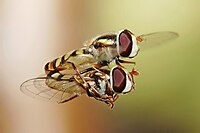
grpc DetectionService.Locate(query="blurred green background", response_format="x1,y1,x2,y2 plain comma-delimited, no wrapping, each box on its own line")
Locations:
1,0,200,133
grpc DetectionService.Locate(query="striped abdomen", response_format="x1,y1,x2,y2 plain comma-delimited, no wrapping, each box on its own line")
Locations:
44,48,94,80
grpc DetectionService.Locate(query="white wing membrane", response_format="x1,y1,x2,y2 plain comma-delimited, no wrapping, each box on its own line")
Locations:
20,76,86,103
137,31,179,49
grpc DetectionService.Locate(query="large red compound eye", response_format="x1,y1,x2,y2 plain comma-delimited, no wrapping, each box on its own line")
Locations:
119,30,133,57
111,67,126,93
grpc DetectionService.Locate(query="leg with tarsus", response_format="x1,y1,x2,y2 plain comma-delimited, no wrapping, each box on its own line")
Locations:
66,61,90,89
86,87,115,109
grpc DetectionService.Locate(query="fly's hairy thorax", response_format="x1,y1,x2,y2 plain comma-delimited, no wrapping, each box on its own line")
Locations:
88,75,109,96
84,34,118,64
88,46,118,63
82,69,111,96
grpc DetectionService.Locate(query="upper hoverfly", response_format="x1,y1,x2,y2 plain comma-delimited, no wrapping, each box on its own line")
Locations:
20,29,178,108
43,29,178,80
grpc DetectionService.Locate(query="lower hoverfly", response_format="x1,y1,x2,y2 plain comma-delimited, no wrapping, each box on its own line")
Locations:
20,29,178,108
21,63,138,108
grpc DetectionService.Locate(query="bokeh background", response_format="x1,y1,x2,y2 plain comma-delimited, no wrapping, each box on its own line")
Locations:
1,0,200,133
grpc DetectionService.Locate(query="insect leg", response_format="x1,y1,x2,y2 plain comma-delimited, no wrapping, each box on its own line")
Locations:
87,86,116,108
117,58,136,65
115,58,139,76
46,61,91,93
92,67,109,77
113,94,119,102
65,61,90,89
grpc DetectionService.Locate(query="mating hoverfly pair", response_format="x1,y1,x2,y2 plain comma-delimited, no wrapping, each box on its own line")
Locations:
20,29,178,108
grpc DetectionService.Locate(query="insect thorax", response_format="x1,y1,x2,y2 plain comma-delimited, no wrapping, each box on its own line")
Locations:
87,45,118,64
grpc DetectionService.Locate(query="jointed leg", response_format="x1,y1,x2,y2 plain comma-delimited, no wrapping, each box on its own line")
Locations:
117,58,136,65
66,61,91,89
86,87,116,109
115,58,136,69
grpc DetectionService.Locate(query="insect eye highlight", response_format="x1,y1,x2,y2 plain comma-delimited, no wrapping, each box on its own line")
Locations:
110,66,134,94
110,67,126,93
118,30,133,57
116,29,139,58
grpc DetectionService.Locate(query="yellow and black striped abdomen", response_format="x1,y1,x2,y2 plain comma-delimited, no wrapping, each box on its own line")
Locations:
44,48,95,79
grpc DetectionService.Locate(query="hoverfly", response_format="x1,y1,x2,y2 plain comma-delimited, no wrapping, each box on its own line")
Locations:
20,29,178,108
20,63,138,108
44,29,178,80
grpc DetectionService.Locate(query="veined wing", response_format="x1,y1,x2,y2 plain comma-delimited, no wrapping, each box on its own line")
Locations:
20,75,86,103
137,31,179,49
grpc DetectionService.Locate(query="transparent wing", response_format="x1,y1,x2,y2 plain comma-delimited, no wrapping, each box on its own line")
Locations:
20,76,86,103
137,31,179,50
